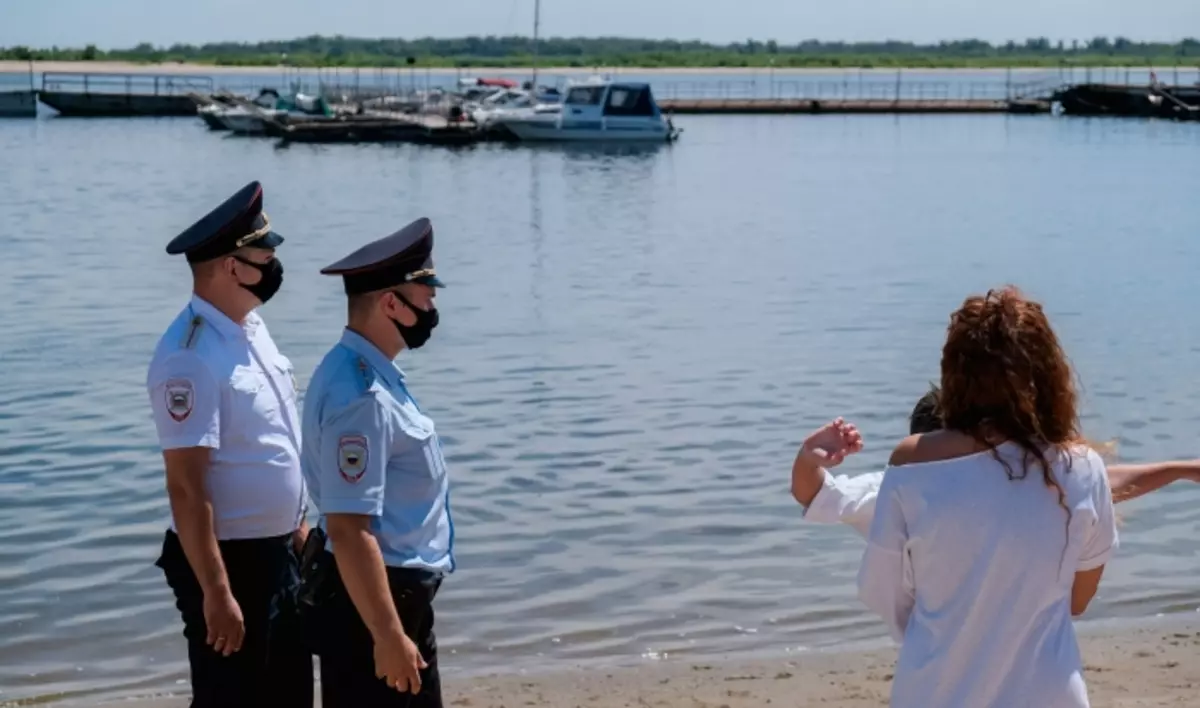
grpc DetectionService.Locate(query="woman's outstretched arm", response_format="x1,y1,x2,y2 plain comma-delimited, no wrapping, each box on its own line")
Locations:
1107,461,1200,503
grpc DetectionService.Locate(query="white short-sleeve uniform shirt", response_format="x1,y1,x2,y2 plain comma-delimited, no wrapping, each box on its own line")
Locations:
857,443,1117,708
146,295,306,540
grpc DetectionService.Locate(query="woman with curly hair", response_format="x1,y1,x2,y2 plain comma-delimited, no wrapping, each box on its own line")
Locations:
856,286,1117,708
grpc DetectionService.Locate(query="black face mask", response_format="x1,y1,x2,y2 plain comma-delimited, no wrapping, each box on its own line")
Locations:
233,256,284,305
391,292,439,350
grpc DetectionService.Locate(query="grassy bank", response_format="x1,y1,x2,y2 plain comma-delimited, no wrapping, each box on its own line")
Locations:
3,54,1199,70
3,36,1199,70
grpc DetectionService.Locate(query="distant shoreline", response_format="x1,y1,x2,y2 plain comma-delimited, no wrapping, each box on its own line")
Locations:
2,59,1195,78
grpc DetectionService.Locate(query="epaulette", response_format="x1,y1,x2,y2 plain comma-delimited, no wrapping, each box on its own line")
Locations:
180,315,205,350
355,356,376,392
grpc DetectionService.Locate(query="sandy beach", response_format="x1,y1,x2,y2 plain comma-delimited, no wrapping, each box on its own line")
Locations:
82,617,1200,708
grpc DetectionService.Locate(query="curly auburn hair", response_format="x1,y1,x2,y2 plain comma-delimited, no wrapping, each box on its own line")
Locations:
938,286,1082,516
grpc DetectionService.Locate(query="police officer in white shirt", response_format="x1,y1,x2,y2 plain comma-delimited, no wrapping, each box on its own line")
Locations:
147,182,312,707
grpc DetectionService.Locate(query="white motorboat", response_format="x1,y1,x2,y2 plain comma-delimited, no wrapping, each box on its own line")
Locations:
471,87,564,125
202,89,330,135
490,79,679,143
217,104,287,134
197,96,242,129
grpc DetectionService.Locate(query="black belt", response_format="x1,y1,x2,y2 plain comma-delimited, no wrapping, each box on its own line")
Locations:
296,528,443,611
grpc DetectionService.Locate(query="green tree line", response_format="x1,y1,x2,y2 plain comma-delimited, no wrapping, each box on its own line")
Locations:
3,36,1199,68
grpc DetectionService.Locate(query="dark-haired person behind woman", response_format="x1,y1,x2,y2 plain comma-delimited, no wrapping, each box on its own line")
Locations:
857,286,1116,708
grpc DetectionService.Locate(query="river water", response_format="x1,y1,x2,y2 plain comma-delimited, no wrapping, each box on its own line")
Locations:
2,76,1200,705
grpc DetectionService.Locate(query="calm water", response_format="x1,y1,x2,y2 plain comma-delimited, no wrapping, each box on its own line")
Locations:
2,105,1200,705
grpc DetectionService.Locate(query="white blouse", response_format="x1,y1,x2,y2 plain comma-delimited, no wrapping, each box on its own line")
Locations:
857,443,1117,708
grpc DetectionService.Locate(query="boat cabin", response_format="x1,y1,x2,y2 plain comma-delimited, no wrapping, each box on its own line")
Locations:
561,81,663,120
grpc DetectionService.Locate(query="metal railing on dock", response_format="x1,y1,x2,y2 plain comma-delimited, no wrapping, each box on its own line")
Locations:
648,75,1064,115
652,75,1066,103
40,72,214,96
38,72,215,117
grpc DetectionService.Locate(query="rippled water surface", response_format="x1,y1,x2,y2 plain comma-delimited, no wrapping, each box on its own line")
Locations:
2,105,1200,704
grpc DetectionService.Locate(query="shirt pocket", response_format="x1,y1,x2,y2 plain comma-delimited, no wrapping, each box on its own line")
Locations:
228,366,280,439
391,404,443,486
394,397,435,443
270,354,298,405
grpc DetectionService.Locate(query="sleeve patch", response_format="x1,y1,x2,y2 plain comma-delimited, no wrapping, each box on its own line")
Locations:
165,379,195,422
338,434,369,483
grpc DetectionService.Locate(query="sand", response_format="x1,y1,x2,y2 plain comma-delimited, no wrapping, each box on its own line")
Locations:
91,617,1200,707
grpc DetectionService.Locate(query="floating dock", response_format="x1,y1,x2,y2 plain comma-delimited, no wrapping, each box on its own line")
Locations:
0,62,37,118
0,90,37,118
1052,83,1199,120
657,98,1051,115
37,72,215,117
276,113,480,146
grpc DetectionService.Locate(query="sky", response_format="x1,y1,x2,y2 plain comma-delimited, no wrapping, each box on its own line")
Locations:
1,0,1196,49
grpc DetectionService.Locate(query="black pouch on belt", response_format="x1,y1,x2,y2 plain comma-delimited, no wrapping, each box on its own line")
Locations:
297,527,335,611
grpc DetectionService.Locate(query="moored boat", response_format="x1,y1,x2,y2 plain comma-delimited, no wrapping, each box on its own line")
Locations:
218,105,289,134
201,89,333,135
489,78,680,143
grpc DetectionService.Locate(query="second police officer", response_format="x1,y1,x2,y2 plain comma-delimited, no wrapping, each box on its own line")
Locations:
300,218,454,708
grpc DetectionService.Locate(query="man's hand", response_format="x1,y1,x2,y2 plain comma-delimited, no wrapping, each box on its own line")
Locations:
374,628,427,693
327,513,423,692
203,586,245,656
800,417,863,469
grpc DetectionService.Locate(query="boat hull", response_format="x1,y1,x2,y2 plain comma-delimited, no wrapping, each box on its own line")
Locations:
501,118,672,142
0,90,37,118
198,106,229,130
39,91,200,117
218,111,285,135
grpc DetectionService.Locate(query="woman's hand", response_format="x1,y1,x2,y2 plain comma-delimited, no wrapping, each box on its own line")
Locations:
791,418,864,507
800,417,864,469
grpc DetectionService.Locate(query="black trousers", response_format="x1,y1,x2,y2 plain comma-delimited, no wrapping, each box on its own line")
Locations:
314,552,443,708
157,530,313,708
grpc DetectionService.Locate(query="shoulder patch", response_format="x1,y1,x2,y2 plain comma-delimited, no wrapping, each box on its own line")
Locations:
180,316,205,350
165,378,195,422
338,434,369,483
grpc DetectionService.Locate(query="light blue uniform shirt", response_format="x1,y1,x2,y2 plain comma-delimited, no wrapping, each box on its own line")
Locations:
301,329,454,573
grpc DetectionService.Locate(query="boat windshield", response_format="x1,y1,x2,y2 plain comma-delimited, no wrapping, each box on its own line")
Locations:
565,85,605,105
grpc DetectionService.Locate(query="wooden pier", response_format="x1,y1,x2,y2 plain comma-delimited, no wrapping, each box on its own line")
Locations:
657,98,1051,115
